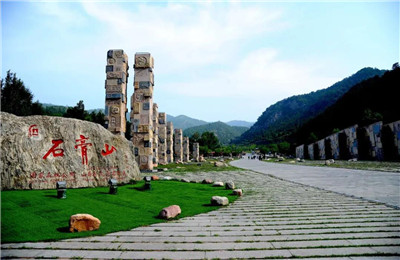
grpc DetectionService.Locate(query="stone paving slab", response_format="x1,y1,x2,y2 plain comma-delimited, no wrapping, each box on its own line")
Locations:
231,159,400,208
2,169,400,259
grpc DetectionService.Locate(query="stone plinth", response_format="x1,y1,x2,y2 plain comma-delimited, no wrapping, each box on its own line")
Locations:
193,142,200,162
166,122,174,163
130,52,155,171
183,137,189,162
174,129,183,162
152,103,159,167
158,112,167,165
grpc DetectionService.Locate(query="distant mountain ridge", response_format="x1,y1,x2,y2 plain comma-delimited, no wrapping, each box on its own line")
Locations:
183,121,248,145
234,67,387,145
166,114,208,130
226,120,254,128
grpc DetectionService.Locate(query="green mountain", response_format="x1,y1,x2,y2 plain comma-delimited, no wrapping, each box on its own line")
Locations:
183,121,249,145
226,120,254,128
233,67,387,145
167,114,208,130
294,67,400,145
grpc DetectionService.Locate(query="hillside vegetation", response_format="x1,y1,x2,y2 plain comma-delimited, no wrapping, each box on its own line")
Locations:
184,121,248,145
294,67,400,145
234,68,387,145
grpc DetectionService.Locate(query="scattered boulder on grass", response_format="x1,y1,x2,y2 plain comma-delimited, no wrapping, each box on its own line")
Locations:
211,196,229,206
214,161,225,167
151,175,159,181
225,181,235,190
190,180,197,183
181,178,190,183
202,179,213,184
348,158,358,162
233,189,243,196
158,205,181,219
199,156,205,162
212,181,224,187
69,214,101,233
325,159,335,166
161,176,172,181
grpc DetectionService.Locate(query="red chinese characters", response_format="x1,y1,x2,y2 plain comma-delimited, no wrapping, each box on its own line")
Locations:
101,144,116,156
28,124,39,138
75,135,92,165
43,140,64,159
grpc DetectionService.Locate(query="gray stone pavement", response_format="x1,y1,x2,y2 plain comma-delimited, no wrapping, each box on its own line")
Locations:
231,159,400,208
2,170,400,259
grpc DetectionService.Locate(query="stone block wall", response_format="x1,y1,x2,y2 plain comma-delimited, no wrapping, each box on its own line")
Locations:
104,49,128,136
325,133,340,159
339,125,358,159
385,120,400,158
365,121,384,161
307,144,314,160
317,139,326,160
295,144,304,159
130,52,154,171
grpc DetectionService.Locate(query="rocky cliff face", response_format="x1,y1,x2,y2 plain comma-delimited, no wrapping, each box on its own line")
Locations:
1,112,140,190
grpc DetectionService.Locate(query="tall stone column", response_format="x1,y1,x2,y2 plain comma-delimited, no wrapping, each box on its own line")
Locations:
104,49,129,136
130,52,154,171
166,122,174,163
152,103,159,167
183,137,190,162
193,142,200,162
174,129,183,162
158,112,167,165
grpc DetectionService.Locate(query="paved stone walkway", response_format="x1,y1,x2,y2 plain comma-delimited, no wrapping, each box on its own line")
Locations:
231,159,400,208
2,168,400,259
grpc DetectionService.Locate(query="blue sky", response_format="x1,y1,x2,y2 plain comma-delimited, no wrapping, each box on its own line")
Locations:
1,1,398,122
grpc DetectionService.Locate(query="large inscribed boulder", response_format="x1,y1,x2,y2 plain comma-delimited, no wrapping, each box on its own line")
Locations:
1,112,140,190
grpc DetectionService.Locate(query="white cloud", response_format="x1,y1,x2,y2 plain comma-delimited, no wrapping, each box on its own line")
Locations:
163,48,339,100
81,2,285,70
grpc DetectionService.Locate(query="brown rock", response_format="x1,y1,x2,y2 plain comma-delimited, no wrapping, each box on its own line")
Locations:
69,214,101,232
202,179,213,184
158,205,181,219
151,175,159,181
214,161,225,167
233,189,243,196
211,196,229,206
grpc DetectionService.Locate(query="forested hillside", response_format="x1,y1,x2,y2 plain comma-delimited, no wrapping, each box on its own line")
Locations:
234,67,387,145
183,121,248,145
294,67,400,145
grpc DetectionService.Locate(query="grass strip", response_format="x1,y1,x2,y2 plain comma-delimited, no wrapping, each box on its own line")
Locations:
155,161,244,173
1,180,237,243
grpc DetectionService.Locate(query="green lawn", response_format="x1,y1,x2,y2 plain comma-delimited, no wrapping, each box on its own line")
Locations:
1,180,238,243
157,160,243,173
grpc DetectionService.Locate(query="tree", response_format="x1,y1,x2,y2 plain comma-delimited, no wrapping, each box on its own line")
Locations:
1,70,43,116
200,132,220,151
64,100,87,120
